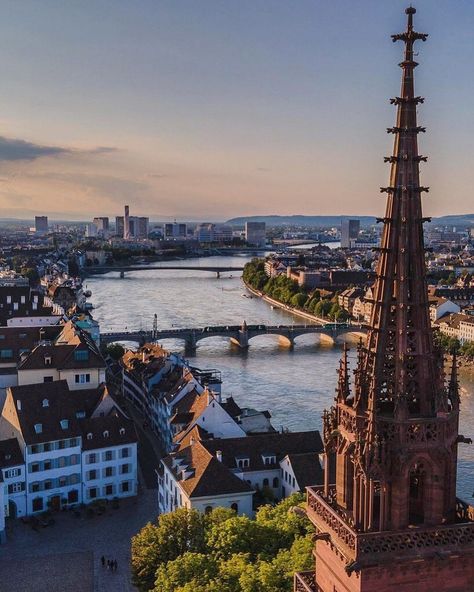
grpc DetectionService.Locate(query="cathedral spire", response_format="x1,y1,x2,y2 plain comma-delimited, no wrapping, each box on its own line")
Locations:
364,6,439,417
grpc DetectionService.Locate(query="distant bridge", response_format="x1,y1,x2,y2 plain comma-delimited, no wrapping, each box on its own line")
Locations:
86,265,244,278
101,323,367,350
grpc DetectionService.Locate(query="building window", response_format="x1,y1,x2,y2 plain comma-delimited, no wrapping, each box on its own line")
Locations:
120,464,130,475
5,468,20,478
105,484,113,496
44,480,52,491
272,477,279,488
121,481,130,493
8,482,24,494
43,443,51,452
43,376,54,383
104,451,113,462
68,489,78,503
74,349,89,361
105,466,114,478
32,497,43,512
88,470,97,480
121,447,130,458
31,463,40,473
43,461,52,471
263,478,269,487
231,502,238,513
75,373,91,384
88,488,98,499
0,349,13,359
31,482,40,493
87,453,97,464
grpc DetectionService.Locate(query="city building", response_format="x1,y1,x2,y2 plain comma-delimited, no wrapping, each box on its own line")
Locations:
244,221,266,248
340,219,360,248
92,217,109,233
115,216,124,237
194,223,215,243
124,205,130,240
84,223,97,238
159,430,323,516
34,216,48,234
0,280,64,328
295,9,474,591
164,222,187,240
17,320,106,391
0,380,137,519
428,296,460,321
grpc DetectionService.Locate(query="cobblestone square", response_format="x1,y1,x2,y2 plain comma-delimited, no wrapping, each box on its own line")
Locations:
0,489,157,592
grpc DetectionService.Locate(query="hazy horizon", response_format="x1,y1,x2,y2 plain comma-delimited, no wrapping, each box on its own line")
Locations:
0,1,473,220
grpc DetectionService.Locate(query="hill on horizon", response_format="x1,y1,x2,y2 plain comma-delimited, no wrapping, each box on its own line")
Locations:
226,214,474,228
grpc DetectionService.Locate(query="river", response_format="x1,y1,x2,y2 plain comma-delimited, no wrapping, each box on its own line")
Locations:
85,255,474,501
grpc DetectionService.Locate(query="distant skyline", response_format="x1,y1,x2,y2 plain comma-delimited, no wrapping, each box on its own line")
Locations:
0,1,473,220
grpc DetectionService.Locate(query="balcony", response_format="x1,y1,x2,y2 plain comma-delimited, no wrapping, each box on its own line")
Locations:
306,486,357,559
294,571,318,592
307,486,474,565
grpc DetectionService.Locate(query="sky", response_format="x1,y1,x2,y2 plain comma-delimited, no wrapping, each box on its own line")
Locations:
0,0,473,221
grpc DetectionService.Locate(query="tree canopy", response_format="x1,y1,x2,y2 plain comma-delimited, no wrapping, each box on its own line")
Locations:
131,494,314,592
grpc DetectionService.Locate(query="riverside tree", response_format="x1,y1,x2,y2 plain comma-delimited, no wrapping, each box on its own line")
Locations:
131,494,314,592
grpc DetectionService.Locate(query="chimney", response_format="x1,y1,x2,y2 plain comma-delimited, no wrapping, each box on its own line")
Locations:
216,450,222,462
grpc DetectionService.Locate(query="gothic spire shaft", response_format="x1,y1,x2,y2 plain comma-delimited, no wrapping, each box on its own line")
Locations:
364,7,439,417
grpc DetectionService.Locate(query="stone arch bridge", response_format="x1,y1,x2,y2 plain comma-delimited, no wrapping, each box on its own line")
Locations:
101,322,367,350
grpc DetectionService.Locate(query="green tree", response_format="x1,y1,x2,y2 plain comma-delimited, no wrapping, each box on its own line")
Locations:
132,498,314,592
105,343,125,361
153,553,218,592
290,293,307,308
131,509,206,591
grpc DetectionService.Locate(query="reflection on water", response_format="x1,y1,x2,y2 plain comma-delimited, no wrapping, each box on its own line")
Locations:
87,255,474,501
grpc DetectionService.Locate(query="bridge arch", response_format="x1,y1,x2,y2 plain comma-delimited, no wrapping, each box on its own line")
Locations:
246,332,293,348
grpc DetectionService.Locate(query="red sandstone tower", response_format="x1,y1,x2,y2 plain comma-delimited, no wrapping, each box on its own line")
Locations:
294,7,474,592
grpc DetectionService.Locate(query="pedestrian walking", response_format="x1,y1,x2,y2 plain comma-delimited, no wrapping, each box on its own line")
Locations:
101,556,105,567
114,560,118,572
107,559,111,570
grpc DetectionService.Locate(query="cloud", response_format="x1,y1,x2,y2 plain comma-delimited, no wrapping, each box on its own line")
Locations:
0,136,120,162
0,136,72,161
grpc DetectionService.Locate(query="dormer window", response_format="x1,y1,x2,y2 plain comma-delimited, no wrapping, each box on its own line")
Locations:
75,411,86,419
87,433,93,440
103,430,109,438
262,454,276,466
44,355,52,366
42,399,49,408
34,423,42,434
119,427,125,436
236,456,250,469
60,419,69,430
74,349,89,362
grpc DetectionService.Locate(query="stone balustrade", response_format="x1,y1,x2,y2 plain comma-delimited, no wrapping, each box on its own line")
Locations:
294,571,318,592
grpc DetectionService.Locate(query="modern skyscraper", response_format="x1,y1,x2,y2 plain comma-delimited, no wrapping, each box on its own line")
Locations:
124,205,130,240
341,219,360,248
93,217,109,232
115,216,124,237
295,8,474,592
34,216,48,234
